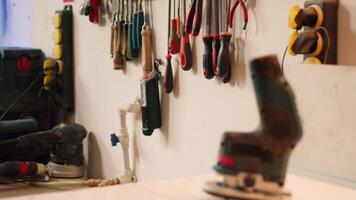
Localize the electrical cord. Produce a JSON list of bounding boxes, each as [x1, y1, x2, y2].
[[281, 45, 288, 73], [0, 73, 42, 121]]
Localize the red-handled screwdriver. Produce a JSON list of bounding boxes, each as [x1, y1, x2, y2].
[[169, 0, 180, 54], [180, 0, 192, 71]]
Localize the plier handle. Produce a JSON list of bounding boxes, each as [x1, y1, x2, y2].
[[228, 0, 248, 30], [185, 0, 203, 36]]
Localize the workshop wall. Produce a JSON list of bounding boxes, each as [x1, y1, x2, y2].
[[0, 0, 32, 47], [29, 0, 356, 186]]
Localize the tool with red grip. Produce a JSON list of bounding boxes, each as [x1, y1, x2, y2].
[[228, 0, 248, 30], [180, 0, 192, 70], [185, 0, 203, 36], [169, 0, 180, 54]]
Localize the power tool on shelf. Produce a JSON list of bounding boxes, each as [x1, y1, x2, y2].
[[204, 55, 303, 200]]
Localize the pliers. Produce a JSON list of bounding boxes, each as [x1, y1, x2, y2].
[[228, 0, 248, 30], [185, 0, 203, 36]]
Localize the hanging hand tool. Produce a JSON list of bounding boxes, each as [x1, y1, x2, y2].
[[185, 0, 203, 36], [110, 15, 118, 58], [132, 0, 139, 50], [141, 59, 162, 136], [180, 0, 192, 71], [125, 0, 133, 60], [217, 0, 232, 83], [211, 0, 220, 75], [176, 0, 181, 38], [169, 0, 180, 55], [165, 0, 174, 93], [228, 0, 248, 30], [130, 0, 139, 58], [141, 0, 153, 75], [202, 0, 214, 79], [114, 0, 126, 69], [89, 0, 100, 24], [136, 0, 144, 48]]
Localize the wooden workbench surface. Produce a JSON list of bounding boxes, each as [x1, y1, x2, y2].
[[1, 174, 356, 200]]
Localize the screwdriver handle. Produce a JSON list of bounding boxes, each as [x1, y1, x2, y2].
[[177, 15, 181, 38], [217, 32, 232, 79], [165, 54, 174, 94], [169, 19, 180, 54], [141, 26, 153, 75], [126, 23, 133, 60], [202, 35, 214, 79], [192, 0, 203, 36], [211, 34, 220, 75], [180, 28, 192, 71], [110, 27, 115, 58], [120, 20, 126, 56], [185, 0, 196, 34], [137, 11, 144, 48], [114, 22, 125, 70], [132, 12, 139, 49]]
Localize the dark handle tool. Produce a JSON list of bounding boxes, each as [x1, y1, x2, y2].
[[133, 12, 139, 49], [119, 20, 126, 57], [180, 30, 193, 71], [228, 0, 248, 29], [185, 0, 196, 34], [165, 54, 174, 93], [203, 35, 214, 79], [126, 23, 133, 60], [114, 21, 125, 70], [212, 34, 220, 75], [136, 10, 144, 48], [217, 32, 232, 80], [192, 0, 203, 36]]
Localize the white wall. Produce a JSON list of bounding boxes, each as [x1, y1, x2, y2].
[[29, 0, 356, 187], [0, 0, 32, 47]]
